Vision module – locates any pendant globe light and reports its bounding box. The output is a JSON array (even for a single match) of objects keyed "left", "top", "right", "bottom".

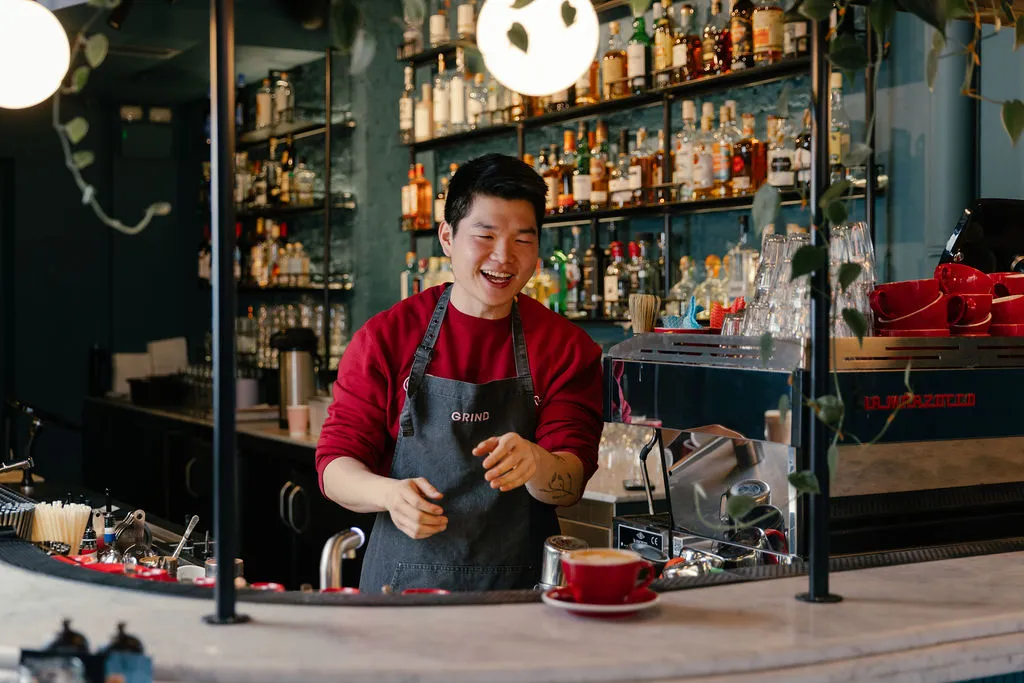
[
  {"left": 0, "top": 0, "right": 71, "bottom": 109},
  {"left": 476, "top": 0, "right": 599, "bottom": 97}
]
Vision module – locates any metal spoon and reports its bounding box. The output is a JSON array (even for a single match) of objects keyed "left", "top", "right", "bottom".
[{"left": 171, "top": 516, "right": 199, "bottom": 561}]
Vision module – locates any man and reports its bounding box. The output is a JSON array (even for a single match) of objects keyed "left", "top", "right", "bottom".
[{"left": 315, "top": 153, "right": 603, "bottom": 593}]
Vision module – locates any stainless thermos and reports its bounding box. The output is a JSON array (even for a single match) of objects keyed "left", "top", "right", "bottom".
[{"left": 270, "top": 328, "right": 318, "bottom": 429}]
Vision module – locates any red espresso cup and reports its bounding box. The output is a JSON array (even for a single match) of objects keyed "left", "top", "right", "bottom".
[
  {"left": 561, "top": 549, "right": 655, "bottom": 605},
  {"left": 876, "top": 293, "right": 964, "bottom": 330},
  {"left": 935, "top": 263, "right": 992, "bottom": 295},
  {"left": 869, "top": 279, "right": 941, "bottom": 319},
  {"left": 957, "top": 293, "right": 993, "bottom": 325},
  {"left": 991, "top": 273, "right": 1024, "bottom": 297},
  {"left": 992, "top": 294, "right": 1024, "bottom": 324}
]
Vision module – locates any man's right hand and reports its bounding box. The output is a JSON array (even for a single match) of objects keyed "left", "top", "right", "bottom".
[{"left": 384, "top": 478, "right": 447, "bottom": 540}]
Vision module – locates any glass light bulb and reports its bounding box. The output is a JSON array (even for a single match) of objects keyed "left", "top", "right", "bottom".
[
  {"left": 476, "top": 0, "right": 599, "bottom": 97},
  {"left": 0, "top": 0, "right": 71, "bottom": 109}
]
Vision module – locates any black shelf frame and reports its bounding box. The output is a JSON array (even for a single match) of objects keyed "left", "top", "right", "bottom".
[
  {"left": 236, "top": 195, "right": 356, "bottom": 219},
  {"left": 237, "top": 117, "right": 355, "bottom": 147},
  {"left": 396, "top": 40, "right": 474, "bottom": 68}
]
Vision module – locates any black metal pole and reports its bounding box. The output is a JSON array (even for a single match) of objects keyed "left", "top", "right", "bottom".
[
  {"left": 323, "top": 48, "right": 333, "bottom": 371},
  {"left": 865, "top": 22, "right": 876, "bottom": 245},
  {"left": 797, "top": 18, "right": 841, "bottom": 605},
  {"left": 516, "top": 122, "right": 525, "bottom": 160},
  {"left": 204, "top": 0, "right": 248, "bottom": 625}
]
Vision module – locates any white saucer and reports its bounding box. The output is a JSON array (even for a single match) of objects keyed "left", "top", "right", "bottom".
[{"left": 541, "top": 586, "right": 661, "bottom": 617}]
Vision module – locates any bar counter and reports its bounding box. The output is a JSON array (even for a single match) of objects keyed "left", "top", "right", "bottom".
[{"left": 2, "top": 549, "right": 1024, "bottom": 682}]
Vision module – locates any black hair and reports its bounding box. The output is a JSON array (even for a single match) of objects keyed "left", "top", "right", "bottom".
[{"left": 444, "top": 153, "right": 546, "bottom": 232}]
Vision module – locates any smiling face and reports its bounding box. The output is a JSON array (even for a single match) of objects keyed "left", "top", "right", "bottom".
[{"left": 438, "top": 194, "right": 539, "bottom": 320}]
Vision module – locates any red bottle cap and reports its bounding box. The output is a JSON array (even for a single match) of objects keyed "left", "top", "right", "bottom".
[
  {"left": 609, "top": 241, "right": 624, "bottom": 257},
  {"left": 628, "top": 242, "right": 641, "bottom": 259}
]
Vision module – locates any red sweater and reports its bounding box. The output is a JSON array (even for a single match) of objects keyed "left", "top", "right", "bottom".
[{"left": 315, "top": 286, "right": 603, "bottom": 494}]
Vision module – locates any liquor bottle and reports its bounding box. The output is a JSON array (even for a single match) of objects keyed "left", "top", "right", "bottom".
[
  {"left": 692, "top": 104, "right": 715, "bottom": 199},
  {"left": 828, "top": 72, "right": 851, "bottom": 183},
  {"left": 633, "top": 233, "right": 660, "bottom": 294},
  {"left": 273, "top": 72, "right": 294, "bottom": 125},
  {"left": 557, "top": 129, "right": 578, "bottom": 213},
  {"left": 582, "top": 239, "right": 603, "bottom": 318},
  {"left": 794, "top": 108, "right": 812, "bottom": 188},
  {"left": 449, "top": 48, "right": 469, "bottom": 133},
  {"left": 278, "top": 135, "right": 294, "bottom": 205},
  {"left": 434, "top": 176, "right": 449, "bottom": 225},
  {"left": 266, "top": 137, "right": 281, "bottom": 204},
  {"left": 602, "top": 21, "right": 628, "bottom": 99},
  {"left": 574, "top": 61, "right": 600, "bottom": 105},
  {"left": 667, "top": 256, "right": 696, "bottom": 315},
  {"left": 510, "top": 91, "right": 527, "bottom": 121},
  {"left": 467, "top": 73, "right": 488, "bottom": 129},
  {"left": 783, "top": 1, "right": 810, "bottom": 59},
  {"left": 674, "top": 4, "right": 703, "bottom": 82},
  {"left": 566, "top": 226, "right": 585, "bottom": 317},
  {"left": 603, "top": 241, "right": 630, "bottom": 318},
  {"left": 693, "top": 254, "right": 728, "bottom": 315},
  {"left": 711, "top": 105, "right": 734, "bottom": 198},
  {"left": 589, "top": 121, "right": 610, "bottom": 209},
  {"left": 629, "top": 128, "right": 650, "bottom": 205},
  {"left": 753, "top": 0, "right": 784, "bottom": 65},
  {"left": 703, "top": 0, "right": 731, "bottom": 76},
  {"left": 609, "top": 131, "right": 632, "bottom": 208},
  {"left": 433, "top": 55, "right": 451, "bottom": 138},
  {"left": 674, "top": 100, "right": 697, "bottom": 199},
  {"left": 415, "top": 163, "right": 433, "bottom": 230},
  {"left": 653, "top": 0, "right": 675, "bottom": 88},
  {"left": 652, "top": 129, "right": 672, "bottom": 202},
  {"left": 255, "top": 78, "right": 273, "bottom": 129},
  {"left": 627, "top": 14, "right": 652, "bottom": 95},
  {"left": 730, "top": 0, "right": 754, "bottom": 71},
  {"left": 572, "top": 121, "right": 592, "bottom": 212},
  {"left": 415, "top": 83, "right": 433, "bottom": 142},
  {"left": 399, "top": 66, "right": 416, "bottom": 143},
  {"left": 548, "top": 84, "right": 574, "bottom": 112},
  {"left": 400, "top": 252, "right": 419, "bottom": 300},
  {"left": 401, "top": 166, "right": 413, "bottom": 230},
  {"left": 765, "top": 115, "right": 795, "bottom": 188},
  {"left": 456, "top": 0, "right": 476, "bottom": 39},
  {"left": 542, "top": 143, "right": 560, "bottom": 215},
  {"left": 236, "top": 74, "right": 248, "bottom": 131},
  {"left": 429, "top": 0, "right": 449, "bottom": 46},
  {"left": 732, "top": 112, "right": 759, "bottom": 195}
]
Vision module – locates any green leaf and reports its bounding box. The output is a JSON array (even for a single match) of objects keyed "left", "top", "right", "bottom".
[
  {"left": 402, "top": 0, "right": 427, "bottom": 23},
  {"left": 845, "top": 142, "right": 872, "bottom": 167},
  {"left": 825, "top": 199, "right": 848, "bottom": 225},
  {"left": 64, "top": 117, "right": 89, "bottom": 144},
  {"left": 561, "top": 0, "right": 577, "bottom": 26},
  {"left": 71, "top": 66, "right": 90, "bottom": 93},
  {"left": 898, "top": 0, "right": 948, "bottom": 35},
  {"left": 630, "top": 0, "right": 653, "bottom": 16},
  {"left": 927, "top": 31, "right": 944, "bottom": 93},
  {"left": 725, "top": 494, "right": 757, "bottom": 521},
  {"left": 788, "top": 470, "right": 821, "bottom": 495},
  {"left": 331, "top": 0, "right": 362, "bottom": 53},
  {"left": 791, "top": 245, "right": 828, "bottom": 280},
  {"left": 818, "top": 179, "right": 852, "bottom": 209},
  {"left": 84, "top": 34, "right": 109, "bottom": 69},
  {"left": 1002, "top": 100, "right": 1024, "bottom": 146},
  {"left": 72, "top": 151, "right": 94, "bottom": 170},
  {"left": 827, "top": 444, "right": 839, "bottom": 484},
  {"left": 752, "top": 184, "right": 781, "bottom": 235},
  {"left": 812, "top": 394, "right": 845, "bottom": 426},
  {"left": 828, "top": 33, "right": 869, "bottom": 72},
  {"left": 838, "top": 262, "right": 863, "bottom": 293},
  {"left": 511, "top": 0, "right": 535, "bottom": 7},
  {"left": 778, "top": 393, "right": 790, "bottom": 425},
  {"left": 759, "top": 332, "right": 774, "bottom": 366},
  {"left": 150, "top": 202, "right": 172, "bottom": 216},
  {"left": 842, "top": 308, "right": 869, "bottom": 346},
  {"left": 1016, "top": 16, "right": 1024, "bottom": 51},
  {"left": 799, "top": 0, "right": 833, "bottom": 21},
  {"left": 507, "top": 22, "right": 529, "bottom": 53},
  {"left": 869, "top": 0, "right": 898, "bottom": 38},
  {"left": 776, "top": 83, "right": 792, "bottom": 120}
]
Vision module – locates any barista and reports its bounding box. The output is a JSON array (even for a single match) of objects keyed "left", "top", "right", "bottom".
[{"left": 316, "top": 154, "right": 603, "bottom": 593}]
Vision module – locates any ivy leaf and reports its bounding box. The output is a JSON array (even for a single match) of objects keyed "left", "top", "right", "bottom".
[
  {"left": 630, "top": 0, "right": 653, "bottom": 16},
  {"left": 507, "top": 22, "right": 529, "bottom": 53},
  {"left": 827, "top": 444, "right": 839, "bottom": 483},
  {"left": 927, "top": 31, "right": 945, "bottom": 93},
  {"left": 71, "top": 66, "right": 90, "bottom": 93},
  {"left": 812, "top": 394, "right": 844, "bottom": 426},
  {"left": 791, "top": 245, "right": 828, "bottom": 280},
  {"left": 349, "top": 28, "right": 377, "bottom": 76},
  {"left": 799, "top": 0, "right": 832, "bottom": 21},
  {"left": 825, "top": 199, "right": 848, "bottom": 226},
  {"left": 752, "top": 184, "right": 781, "bottom": 235},
  {"left": 788, "top": 470, "right": 821, "bottom": 495},
  {"left": 776, "top": 83, "right": 791, "bottom": 120},
  {"left": 1003, "top": 100, "right": 1024, "bottom": 146},
  {"left": 85, "top": 34, "right": 109, "bottom": 68},
  {"left": 842, "top": 308, "right": 868, "bottom": 346},
  {"left": 845, "top": 143, "right": 872, "bottom": 167},
  {"left": 331, "top": 0, "right": 362, "bottom": 53},
  {"left": 818, "top": 179, "right": 852, "bottom": 209},
  {"left": 898, "top": 0, "right": 948, "bottom": 36},
  {"left": 828, "top": 33, "right": 868, "bottom": 72},
  {"left": 725, "top": 494, "right": 757, "bottom": 521},
  {"left": 1016, "top": 16, "right": 1024, "bottom": 51},
  {"left": 65, "top": 117, "right": 89, "bottom": 144},
  {"left": 511, "top": 0, "right": 535, "bottom": 7},
  {"left": 838, "top": 263, "right": 863, "bottom": 293},
  {"left": 759, "top": 332, "right": 774, "bottom": 366},
  {"left": 868, "top": 0, "right": 897, "bottom": 38},
  {"left": 778, "top": 393, "right": 790, "bottom": 425},
  {"left": 402, "top": 0, "right": 427, "bottom": 24},
  {"left": 150, "top": 202, "right": 172, "bottom": 216},
  {"left": 72, "top": 151, "right": 95, "bottom": 170},
  {"left": 561, "top": 0, "right": 576, "bottom": 26}
]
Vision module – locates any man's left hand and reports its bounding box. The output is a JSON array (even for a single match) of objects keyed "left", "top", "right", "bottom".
[{"left": 472, "top": 433, "right": 539, "bottom": 492}]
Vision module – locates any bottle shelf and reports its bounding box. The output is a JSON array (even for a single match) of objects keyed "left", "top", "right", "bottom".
[
  {"left": 236, "top": 195, "right": 356, "bottom": 219},
  {"left": 397, "top": 40, "right": 476, "bottom": 67},
  {"left": 407, "top": 124, "right": 518, "bottom": 152},
  {"left": 237, "top": 116, "right": 356, "bottom": 147},
  {"left": 200, "top": 281, "right": 354, "bottom": 294}
]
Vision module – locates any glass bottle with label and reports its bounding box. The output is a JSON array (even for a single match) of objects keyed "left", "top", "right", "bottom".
[
  {"left": 602, "top": 21, "right": 628, "bottom": 99},
  {"left": 653, "top": 0, "right": 675, "bottom": 88},
  {"left": 572, "top": 122, "right": 592, "bottom": 212},
  {"left": 627, "top": 14, "right": 652, "bottom": 94},
  {"left": 558, "top": 130, "right": 577, "bottom": 213},
  {"left": 730, "top": 0, "right": 754, "bottom": 71},
  {"left": 794, "top": 108, "right": 812, "bottom": 188},
  {"left": 429, "top": 0, "right": 449, "bottom": 47},
  {"left": 273, "top": 72, "right": 294, "bottom": 124},
  {"left": 703, "top": 0, "right": 731, "bottom": 75},
  {"left": 652, "top": 129, "right": 672, "bottom": 202},
  {"left": 712, "top": 105, "right": 735, "bottom": 198},
  {"left": 255, "top": 78, "right": 273, "bottom": 129},
  {"left": 415, "top": 163, "right": 433, "bottom": 231},
  {"left": 674, "top": 4, "right": 702, "bottom": 82},
  {"left": 674, "top": 100, "right": 697, "bottom": 199},
  {"left": 692, "top": 105, "right": 715, "bottom": 200},
  {"left": 783, "top": 1, "right": 810, "bottom": 58},
  {"left": 603, "top": 241, "right": 630, "bottom": 319},
  {"left": 434, "top": 176, "right": 449, "bottom": 225},
  {"left": 590, "top": 121, "right": 610, "bottom": 209},
  {"left": 565, "top": 226, "right": 585, "bottom": 318},
  {"left": 574, "top": 60, "right": 600, "bottom": 105},
  {"left": 582, "top": 239, "right": 603, "bottom": 318},
  {"left": 433, "top": 55, "right": 451, "bottom": 137},
  {"left": 609, "top": 130, "right": 632, "bottom": 208},
  {"left": 449, "top": 47, "right": 469, "bottom": 133},
  {"left": 765, "top": 115, "right": 796, "bottom": 188},
  {"left": 666, "top": 256, "right": 696, "bottom": 315},
  {"left": 753, "top": 0, "right": 784, "bottom": 65},
  {"left": 399, "top": 66, "right": 416, "bottom": 144},
  {"left": 828, "top": 72, "right": 851, "bottom": 183},
  {"left": 456, "top": 0, "right": 475, "bottom": 39},
  {"left": 548, "top": 85, "right": 573, "bottom": 112},
  {"left": 629, "top": 128, "right": 650, "bottom": 205},
  {"left": 467, "top": 73, "right": 488, "bottom": 129},
  {"left": 542, "top": 144, "right": 559, "bottom": 215},
  {"left": 732, "top": 112, "right": 761, "bottom": 195}
]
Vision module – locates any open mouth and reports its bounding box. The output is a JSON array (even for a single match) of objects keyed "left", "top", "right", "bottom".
[{"left": 481, "top": 269, "right": 515, "bottom": 288}]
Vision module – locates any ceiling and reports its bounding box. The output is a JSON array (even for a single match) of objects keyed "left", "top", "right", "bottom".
[{"left": 54, "top": 0, "right": 336, "bottom": 104}]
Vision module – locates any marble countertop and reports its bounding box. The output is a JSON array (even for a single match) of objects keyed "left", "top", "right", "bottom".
[{"left": 4, "top": 551, "right": 1024, "bottom": 682}]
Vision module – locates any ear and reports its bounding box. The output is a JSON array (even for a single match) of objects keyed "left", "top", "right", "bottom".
[{"left": 438, "top": 221, "right": 453, "bottom": 257}]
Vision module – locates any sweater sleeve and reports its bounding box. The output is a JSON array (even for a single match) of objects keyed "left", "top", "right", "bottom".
[
  {"left": 534, "top": 335, "right": 603, "bottom": 487},
  {"left": 315, "top": 322, "right": 393, "bottom": 495}
]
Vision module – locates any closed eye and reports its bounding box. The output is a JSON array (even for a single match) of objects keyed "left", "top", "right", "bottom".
[{"left": 475, "top": 234, "right": 493, "bottom": 240}]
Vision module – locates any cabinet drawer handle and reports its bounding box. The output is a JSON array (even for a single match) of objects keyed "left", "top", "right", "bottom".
[
  {"left": 287, "top": 484, "right": 309, "bottom": 534},
  {"left": 279, "top": 481, "right": 294, "bottom": 527}
]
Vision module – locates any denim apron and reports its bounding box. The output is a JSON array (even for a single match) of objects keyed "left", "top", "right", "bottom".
[{"left": 359, "top": 285, "right": 559, "bottom": 593}]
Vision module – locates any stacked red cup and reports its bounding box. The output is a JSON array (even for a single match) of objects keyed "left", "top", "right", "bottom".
[
  {"left": 870, "top": 277, "right": 964, "bottom": 337},
  {"left": 936, "top": 264, "right": 993, "bottom": 336},
  {"left": 990, "top": 273, "right": 1024, "bottom": 336}
]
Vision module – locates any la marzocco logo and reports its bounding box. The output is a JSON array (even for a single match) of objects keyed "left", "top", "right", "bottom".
[
  {"left": 862, "top": 392, "right": 976, "bottom": 411},
  {"left": 452, "top": 411, "right": 490, "bottom": 422}
]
